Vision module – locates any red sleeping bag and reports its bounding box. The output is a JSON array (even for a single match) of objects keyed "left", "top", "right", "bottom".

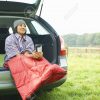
[{"left": 7, "top": 55, "right": 66, "bottom": 100}]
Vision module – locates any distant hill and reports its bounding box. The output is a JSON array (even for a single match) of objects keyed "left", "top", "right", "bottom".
[{"left": 62, "top": 33, "right": 100, "bottom": 47}]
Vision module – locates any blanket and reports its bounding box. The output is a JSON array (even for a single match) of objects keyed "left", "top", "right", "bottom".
[{"left": 7, "top": 55, "right": 66, "bottom": 100}]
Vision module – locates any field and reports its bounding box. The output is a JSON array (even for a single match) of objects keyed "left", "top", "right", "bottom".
[
  {"left": 0, "top": 48, "right": 100, "bottom": 100},
  {"left": 37, "top": 48, "right": 100, "bottom": 100},
  {"left": 0, "top": 54, "right": 4, "bottom": 67}
]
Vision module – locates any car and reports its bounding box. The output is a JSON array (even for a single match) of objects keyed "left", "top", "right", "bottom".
[{"left": 0, "top": 0, "right": 68, "bottom": 96}]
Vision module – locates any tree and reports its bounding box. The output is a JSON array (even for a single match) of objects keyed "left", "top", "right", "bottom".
[{"left": 63, "top": 33, "right": 100, "bottom": 47}]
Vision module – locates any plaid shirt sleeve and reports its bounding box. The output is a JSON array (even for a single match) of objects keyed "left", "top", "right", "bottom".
[
  {"left": 5, "top": 35, "right": 20, "bottom": 59},
  {"left": 25, "top": 36, "right": 35, "bottom": 53}
]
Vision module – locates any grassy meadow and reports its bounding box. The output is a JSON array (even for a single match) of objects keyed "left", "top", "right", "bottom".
[
  {"left": 0, "top": 48, "right": 100, "bottom": 100},
  {"left": 37, "top": 49, "right": 100, "bottom": 100},
  {"left": 0, "top": 54, "right": 4, "bottom": 67}
]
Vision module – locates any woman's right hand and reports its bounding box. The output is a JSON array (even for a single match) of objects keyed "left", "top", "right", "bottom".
[{"left": 32, "top": 52, "right": 43, "bottom": 60}]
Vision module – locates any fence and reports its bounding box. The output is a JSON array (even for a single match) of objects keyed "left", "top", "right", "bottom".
[{"left": 68, "top": 47, "right": 100, "bottom": 54}]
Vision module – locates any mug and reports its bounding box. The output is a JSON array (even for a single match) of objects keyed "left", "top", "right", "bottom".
[{"left": 35, "top": 44, "right": 42, "bottom": 52}]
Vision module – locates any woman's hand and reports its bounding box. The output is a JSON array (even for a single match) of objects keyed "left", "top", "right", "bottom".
[
  {"left": 32, "top": 52, "right": 43, "bottom": 60},
  {"left": 23, "top": 51, "right": 43, "bottom": 60}
]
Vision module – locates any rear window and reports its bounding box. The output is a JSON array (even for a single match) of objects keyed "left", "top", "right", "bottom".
[{"left": 31, "top": 21, "right": 50, "bottom": 35}]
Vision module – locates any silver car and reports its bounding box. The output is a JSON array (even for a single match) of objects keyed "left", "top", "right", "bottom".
[{"left": 0, "top": 0, "right": 68, "bottom": 96}]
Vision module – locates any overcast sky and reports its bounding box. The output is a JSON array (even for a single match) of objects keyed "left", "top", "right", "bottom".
[{"left": 40, "top": 0, "right": 100, "bottom": 35}]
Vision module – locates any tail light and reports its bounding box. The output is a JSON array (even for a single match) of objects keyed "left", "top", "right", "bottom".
[{"left": 59, "top": 36, "right": 68, "bottom": 56}]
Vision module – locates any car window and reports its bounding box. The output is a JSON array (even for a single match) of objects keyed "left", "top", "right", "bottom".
[
  {"left": 9, "top": 27, "right": 13, "bottom": 34},
  {"left": 26, "top": 26, "right": 30, "bottom": 34},
  {"left": 31, "top": 21, "right": 50, "bottom": 35}
]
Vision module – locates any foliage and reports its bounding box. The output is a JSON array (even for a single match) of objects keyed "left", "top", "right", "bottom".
[{"left": 62, "top": 33, "right": 100, "bottom": 47}]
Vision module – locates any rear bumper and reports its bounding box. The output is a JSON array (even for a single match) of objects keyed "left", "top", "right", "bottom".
[
  {"left": 0, "top": 66, "right": 67, "bottom": 95},
  {"left": 42, "top": 75, "right": 67, "bottom": 90},
  {"left": 0, "top": 70, "right": 17, "bottom": 95}
]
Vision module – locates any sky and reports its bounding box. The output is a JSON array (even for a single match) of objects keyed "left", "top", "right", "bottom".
[{"left": 39, "top": 0, "right": 100, "bottom": 35}]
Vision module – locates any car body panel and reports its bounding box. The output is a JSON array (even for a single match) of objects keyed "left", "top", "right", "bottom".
[
  {"left": 0, "top": 67, "right": 67, "bottom": 95},
  {"left": 0, "top": 0, "right": 41, "bottom": 17}
]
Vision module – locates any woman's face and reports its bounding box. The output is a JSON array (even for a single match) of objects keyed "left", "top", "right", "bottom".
[{"left": 17, "top": 24, "right": 26, "bottom": 35}]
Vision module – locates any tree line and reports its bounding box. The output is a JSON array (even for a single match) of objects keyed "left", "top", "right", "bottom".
[{"left": 62, "top": 33, "right": 100, "bottom": 47}]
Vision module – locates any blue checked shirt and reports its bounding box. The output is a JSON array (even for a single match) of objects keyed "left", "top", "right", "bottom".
[{"left": 5, "top": 33, "right": 35, "bottom": 61}]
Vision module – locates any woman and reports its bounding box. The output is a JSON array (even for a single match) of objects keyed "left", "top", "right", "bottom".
[
  {"left": 4, "top": 19, "right": 66, "bottom": 100},
  {"left": 5, "top": 19, "right": 43, "bottom": 63}
]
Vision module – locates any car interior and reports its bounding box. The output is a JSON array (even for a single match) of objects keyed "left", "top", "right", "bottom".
[{"left": 0, "top": 16, "right": 57, "bottom": 69}]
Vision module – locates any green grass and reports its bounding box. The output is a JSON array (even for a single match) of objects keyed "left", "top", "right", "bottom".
[
  {"left": 37, "top": 52, "right": 100, "bottom": 100},
  {"left": 0, "top": 52, "right": 100, "bottom": 100},
  {"left": 0, "top": 54, "right": 5, "bottom": 67}
]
